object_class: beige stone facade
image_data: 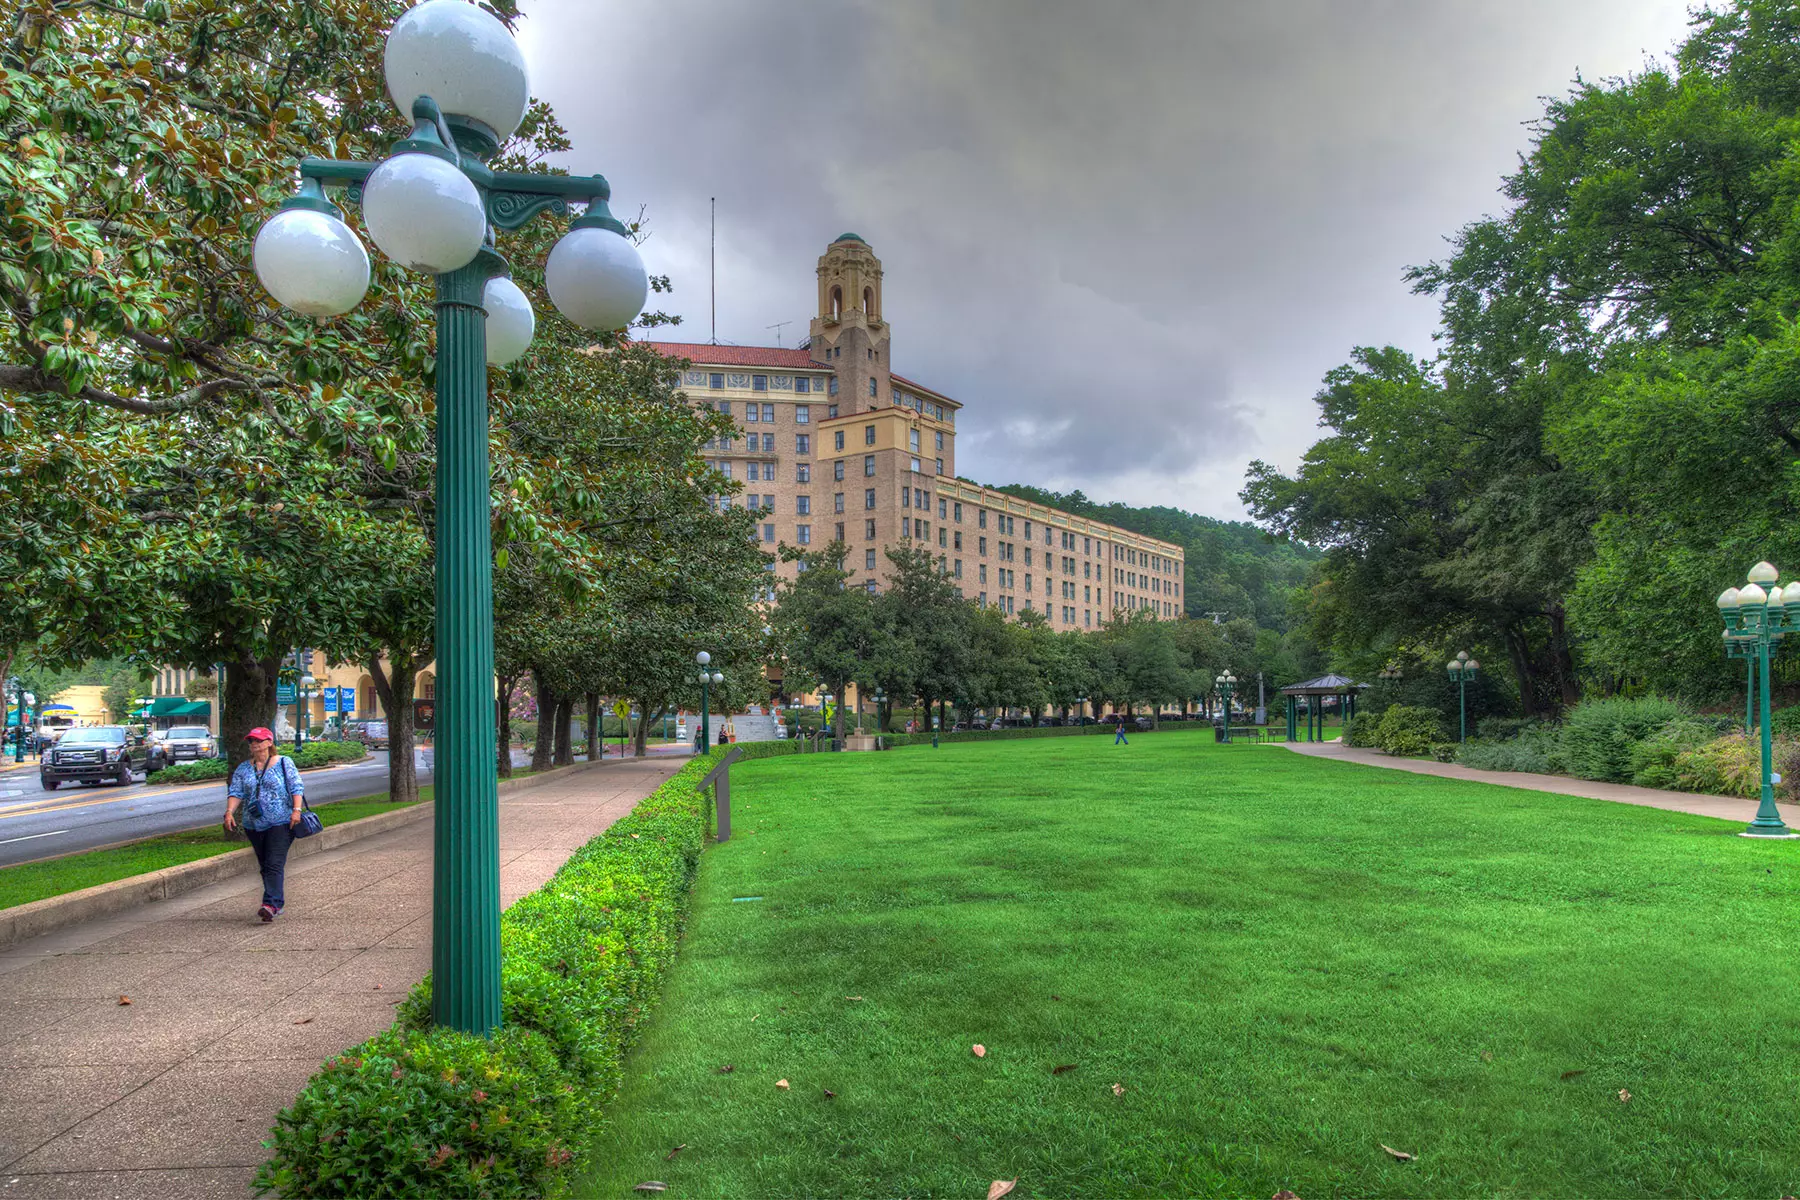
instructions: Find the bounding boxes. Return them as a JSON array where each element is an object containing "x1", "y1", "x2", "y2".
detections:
[{"x1": 649, "y1": 234, "x2": 1184, "y2": 631}]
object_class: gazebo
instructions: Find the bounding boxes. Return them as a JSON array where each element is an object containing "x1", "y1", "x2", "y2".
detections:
[{"x1": 1279, "y1": 674, "x2": 1368, "y2": 742}]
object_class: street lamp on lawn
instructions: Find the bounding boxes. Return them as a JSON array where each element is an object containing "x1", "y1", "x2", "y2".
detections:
[
  {"x1": 252, "y1": 0, "x2": 650, "y2": 1035},
  {"x1": 1718, "y1": 561, "x2": 1797, "y2": 838},
  {"x1": 695, "y1": 653, "x2": 722, "y2": 753},
  {"x1": 1076, "y1": 695, "x2": 1088, "y2": 729},
  {"x1": 1215, "y1": 671, "x2": 1237, "y2": 742},
  {"x1": 870, "y1": 688, "x2": 885, "y2": 737},
  {"x1": 1446, "y1": 652, "x2": 1478, "y2": 743},
  {"x1": 10, "y1": 680, "x2": 32, "y2": 764}
]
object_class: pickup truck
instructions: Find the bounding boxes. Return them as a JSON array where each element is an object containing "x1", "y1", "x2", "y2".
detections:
[{"x1": 41, "y1": 726, "x2": 165, "y2": 789}]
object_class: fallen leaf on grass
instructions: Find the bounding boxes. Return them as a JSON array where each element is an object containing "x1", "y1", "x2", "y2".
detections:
[
  {"x1": 664, "y1": 1144, "x2": 686, "y2": 1160},
  {"x1": 1379, "y1": 1143, "x2": 1415, "y2": 1163},
  {"x1": 716, "y1": 1065, "x2": 735, "y2": 1074},
  {"x1": 775, "y1": 1079, "x2": 790, "y2": 1090},
  {"x1": 845, "y1": 996, "x2": 864, "y2": 1002},
  {"x1": 1272, "y1": 1191, "x2": 1301, "y2": 1200},
  {"x1": 1051, "y1": 994, "x2": 1062, "y2": 1001},
  {"x1": 630, "y1": 833, "x2": 640, "y2": 839},
  {"x1": 116, "y1": 996, "x2": 131, "y2": 1006},
  {"x1": 1619, "y1": 1089, "x2": 1632, "y2": 1104},
  {"x1": 988, "y1": 1180, "x2": 1017, "y2": 1200},
  {"x1": 1479, "y1": 1050, "x2": 1492, "y2": 1063},
  {"x1": 633, "y1": 1184, "x2": 667, "y2": 1193},
  {"x1": 1111, "y1": 1083, "x2": 1126, "y2": 1097},
  {"x1": 823, "y1": 1089, "x2": 836, "y2": 1099},
  {"x1": 1559, "y1": 1069, "x2": 1586, "y2": 1081},
  {"x1": 292, "y1": 1017, "x2": 314, "y2": 1025},
  {"x1": 972, "y1": 1044, "x2": 986, "y2": 1058},
  {"x1": 750, "y1": 1014, "x2": 758, "y2": 1022},
  {"x1": 1051, "y1": 1064, "x2": 1078, "y2": 1075}
]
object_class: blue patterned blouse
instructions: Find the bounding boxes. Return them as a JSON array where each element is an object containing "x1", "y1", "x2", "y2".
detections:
[{"x1": 228, "y1": 755, "x2": 305, "y2": 833}]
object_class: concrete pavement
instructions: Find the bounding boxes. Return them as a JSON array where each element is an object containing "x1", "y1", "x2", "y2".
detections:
[
  {"x1": 1282, "y1": 738, "x2": 1800, "y2": 828},
  {"x1": 0, "y1": 755, "x2": 682, "y2": 1199}
]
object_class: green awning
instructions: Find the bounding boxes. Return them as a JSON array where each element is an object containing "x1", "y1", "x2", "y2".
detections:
[
  {"x1": 133, "y1": 697, "x2": 192, "y2": 717},
  {"x1": 168, "y1": 701, "x2": 211, "y2": 718}
]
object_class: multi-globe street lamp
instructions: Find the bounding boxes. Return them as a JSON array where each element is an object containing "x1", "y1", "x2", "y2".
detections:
[
  {"x1": 869, "y1": 688, "x2": 886, "y2": 737},
  {"x1": 1076, "y1": 695, "x2": 1089, "y2": 729},
  {"x1": 251, "y1": 1, "x2": 649, "y2": 1035},
  {"x1": 1215, "y1": 671, "x2": 1238, "y2": 742},
  {"x1": 1446, "y1": 651, "x2": 1479, "y2": 743},
  {"x1": 1717, "y1": 560, "x2": 1797, "y2": 838},
  {"x1": 694, "y1": 652, "x2": 723, "y2": 753},
  {"x1": 9, "y1": 680, "x2": 32, "y2": 764}
]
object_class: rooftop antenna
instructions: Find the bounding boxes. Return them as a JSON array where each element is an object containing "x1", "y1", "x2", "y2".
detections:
[
  {"x1": 710, "y1": 197, "x2": 716, "y2": 345},
  {"x1": 766, "y1": 320, "x2": 791, "y2": 347}
]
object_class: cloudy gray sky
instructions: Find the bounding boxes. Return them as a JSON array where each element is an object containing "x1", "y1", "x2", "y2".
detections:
[{"x1": 517, "y1": 0, "x2": 1692, "y2": 520}]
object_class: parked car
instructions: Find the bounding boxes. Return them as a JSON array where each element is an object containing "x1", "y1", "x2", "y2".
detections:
[
  {"x1": 41, "y1": 726, "x2": 163, "y2": 789},
  {"x1": 1134, "y1": 716, "x2": 1154, "y2": 731},
  {"x1": 153, "y1": 724, "x2": 219, "y2": 763},
  {"x1": 357, "y1": 719, "x2": 390, "y2": 750}
]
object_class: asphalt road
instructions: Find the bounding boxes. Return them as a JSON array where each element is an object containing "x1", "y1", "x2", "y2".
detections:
[{"x1": 0, "y1": 749, "x2": 446, "y2": 869}]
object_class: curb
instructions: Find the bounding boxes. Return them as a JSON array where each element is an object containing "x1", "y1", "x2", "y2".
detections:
[{"x1": 0, "y1": 757, "x2": 610, "y2": 952}]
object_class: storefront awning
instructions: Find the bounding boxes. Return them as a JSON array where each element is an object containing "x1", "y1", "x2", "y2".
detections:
[
  {"x1": 168, "y1": 701, "x2": 211, "y2": 718},
  {"x1": 133, "y1": 697, "x2": 192, "y2": 718}
]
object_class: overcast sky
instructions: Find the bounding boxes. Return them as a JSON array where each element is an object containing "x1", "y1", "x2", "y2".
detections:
[{"x1": 517, "y1": 0, "x2": 1693, "y2": 521}]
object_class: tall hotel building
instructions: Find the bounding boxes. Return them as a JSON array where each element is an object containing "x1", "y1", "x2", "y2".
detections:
[{"x1": 648, "y1": 235, "x2": 1184, "y2": 630}]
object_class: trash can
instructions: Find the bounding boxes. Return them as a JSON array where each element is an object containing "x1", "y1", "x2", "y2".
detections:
[{"x1": 1213, "y1": 722, "x2": 1226, "y2": 743}]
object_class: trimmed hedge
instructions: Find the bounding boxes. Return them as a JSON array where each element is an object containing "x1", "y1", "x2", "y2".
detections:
[
  {"x1": 1371, "y1": 705, "x2": 1446, "y2": 757},
  {"x1": 150, "y1": 740, "x2": 368, "y2": 786},
  {"x1": 255, "y1": 753, "x2": 715, "y2": 1198},
  {"x1": 1561, "y1": 696, "x2": 1691, "y2": 784}
]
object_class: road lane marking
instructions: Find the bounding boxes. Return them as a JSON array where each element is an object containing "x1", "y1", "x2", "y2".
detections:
[{"x1": 0, "y1": 829, "x2": 69, "y2": 845}]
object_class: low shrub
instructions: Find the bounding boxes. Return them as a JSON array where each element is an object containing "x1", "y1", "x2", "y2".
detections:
[
  {"x1": 1474, "y1": 716, "x2": 1544, "y2": 742},
  {"x1": 152, "y1": 758, "x2": 228, "y2": 784},
  {"x1": 1669, "y1": 733, "x2": 1761, "y2": 799},
  {"x1": 1628, "y1": 715, "x2": 1736, "y2": 789},
  {"x1": 1771, "y1": 704, "x2": 1800, "y2": 739},
  {"x1": 293, "y1": 741, "x2": 369, "y2": 768},
  {"x1": 1340, "y1": 713, "x2": 1373, "y2": 748},
  {"x1": 257, "y1": 753, "x2": 714, "y2": 1197},
  {"x1": 1457, "y1": 727, "x2": 1564, "y2": 774},
  {"x1": 1371, "y1": 705, "x2": 1446, "y2": 757},
  {"x1": 1430, "y1": 742, "x2": 1460, "y2": 763},
  {"x1": 1560, "y1": 695, "x2": 1690, "y2": 784}
]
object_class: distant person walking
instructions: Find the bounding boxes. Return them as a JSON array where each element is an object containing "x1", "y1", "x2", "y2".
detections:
[
  {"x1": 1114, "y1": 717, "x2": 1129, "y2": 746},
  {"x1": 224, "y1": 727, "x2": 305, "y2": 921}
]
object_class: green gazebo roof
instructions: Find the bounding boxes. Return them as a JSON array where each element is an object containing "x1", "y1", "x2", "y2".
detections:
[{"x1": 833, "y1": 232, "x2": 865, "y2": 243}]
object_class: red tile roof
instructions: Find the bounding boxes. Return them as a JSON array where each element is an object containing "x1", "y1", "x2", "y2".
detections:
[{"x1": 641, "y1": 342, "x2": 823, "y2": 370}]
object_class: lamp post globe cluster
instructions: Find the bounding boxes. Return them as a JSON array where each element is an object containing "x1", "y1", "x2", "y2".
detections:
[
  {"x1": 250, "y1": 0, "x2": 651, "y2": 1036},
  {"x1": 695, "y1": 652, "x2": 723, "y2": 753},
  {"x1": 1215, "y1": 671, "x2": 1238, "y2": 742},
  {"x1": 870, "y1": 688, "x2": 886, "y2": 737},
  {"x1": 9, "y1": 679, "x2": 33, "y2": 764},
  {"x1": 1446, "y1": 652, "x2": 1479, "y2": 743},
  {"x1": 1717, "y1": 560, "x2": 1798, "y2": 838}
]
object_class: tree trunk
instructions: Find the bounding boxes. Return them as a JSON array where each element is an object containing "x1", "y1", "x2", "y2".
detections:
[
  {"x1": 496, "y1": 673, "x2": 516, "y2": 779},
  {"x1": 1503, "y1": 623, "x2": 1542, "y2": 718},
  {"x1": 223, "y1": 649, "x2": 282, "y2": 771},
  {"x1": 367, "y1": 652, "x2": 420, "y2": 805},
  {"x1": 585, "y1": 692, "x2": 601, "y2": 760},
  {"x1": 1547, "y1": 604, "x2": 1581, "y2": 709},
  {"x1": 554, "y1": 694, "x2": 574, "y2": 766},
  {"x1": 634, "y1": 701, "x2": 658, "y2": 757},
  {"x1": 531, "y1": 671, "x2": 556, "y2": 772}
]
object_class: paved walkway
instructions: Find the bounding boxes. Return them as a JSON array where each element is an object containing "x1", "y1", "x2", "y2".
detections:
[
  {"x1": 0, "y1": 756, "x2": 682, "y2": 1199},
  {"x1": 1282, "y1": 739, "x2": 1800, "y2": 828}
]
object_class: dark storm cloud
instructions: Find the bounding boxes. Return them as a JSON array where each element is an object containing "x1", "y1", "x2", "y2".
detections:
[{"x1": 517, "y1": 0, "x2": 1689, "y2": 517}]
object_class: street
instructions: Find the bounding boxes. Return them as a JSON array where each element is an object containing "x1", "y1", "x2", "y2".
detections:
[{"x1": 0, "y1": 748, "x2": 442, "y2": 869}]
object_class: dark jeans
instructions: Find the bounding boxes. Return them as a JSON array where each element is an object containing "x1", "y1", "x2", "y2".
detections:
[
  {"x1": 1114, "y1": 726, "x2": 1129, "y2": 744},
  {"x1": 247, "y1": 822, "x2": 294, "y2": 909}
]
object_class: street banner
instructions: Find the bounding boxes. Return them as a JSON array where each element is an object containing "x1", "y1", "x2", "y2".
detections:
[
  {"x1": 276, "y1": 683, "x2": 297, "y2": 705},
  {"x1": 340, "y1": 688, "x2": 354, "y2": 713},
  {"x1": 323, "y1": 687, "x2": 339, "y2": 713}
]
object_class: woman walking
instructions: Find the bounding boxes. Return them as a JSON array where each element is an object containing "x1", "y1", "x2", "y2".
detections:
[{"x1": 224, "y1": 727, "x2": 305, "y2": 921}]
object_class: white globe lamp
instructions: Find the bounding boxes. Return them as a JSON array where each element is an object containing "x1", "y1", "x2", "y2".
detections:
[
  {"x1": 482, "y1": 276, "x2": 535, "y2": 365},
  {"x1": 384, "y1": 0, "x2": 530, "y2": 142},
  {"x1": 361, "y1": 151, "x2": 487, "y2": 274},
  {"x1": 545, "y1": 224, "x2": 647, "y2": 330},
  {"x1": 253, "y1": 206, "x2": 370, "y2": 317}
]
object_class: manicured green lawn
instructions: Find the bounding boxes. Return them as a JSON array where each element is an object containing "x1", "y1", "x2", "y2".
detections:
[
  {"x1": 0, "y1": 790, "x2": 427, "y2": 911},
  {"x1": 584, "y1": 737, "x2": 1800, "y2": 1198}
]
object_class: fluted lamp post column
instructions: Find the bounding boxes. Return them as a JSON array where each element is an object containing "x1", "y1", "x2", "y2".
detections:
[
  {"x1": 695, "y1": 653, "x2": 723, "y2": 753},
  {"x1": 251, "y1": 1, "x2": 650, "y2": 1034},
  {"x1": 1718, "y1": 561, "x2": 1798, "y2": 838},
  {"x1": 1215, "y1": 672, "x2": 1237, "y2": 742},
  {"x1": 1446, "y1": 652, "x2": 1478, "y2": 743}
]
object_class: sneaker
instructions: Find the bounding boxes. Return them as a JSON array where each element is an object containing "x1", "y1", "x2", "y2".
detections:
[{"x1": 258, "y1": 904, "x2": 276, "y2": 922}]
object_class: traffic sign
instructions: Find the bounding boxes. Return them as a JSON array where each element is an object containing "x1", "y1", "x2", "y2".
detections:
[{"x1": 276, "y1": 683, "x2": 297, "y2": 705}]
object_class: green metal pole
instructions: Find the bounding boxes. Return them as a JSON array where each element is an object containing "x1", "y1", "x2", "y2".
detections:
[
  {"x1": 1747, "y1": 657, "x2": 1755, "y2": 736},
  {"x1": 1459, "y1": 675, "x2": 1467, "y2": 743},
  {"x1": 430, "y1": 255, "x2": 503, "y2": 1035},
  {"x1": 1746, "y1": 634, "x2": 1791, "y2": 836}
]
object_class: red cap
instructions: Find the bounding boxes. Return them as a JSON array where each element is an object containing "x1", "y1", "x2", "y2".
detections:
[{"x1": 246, "y1": 727, "x2": 275, "y2": 742}]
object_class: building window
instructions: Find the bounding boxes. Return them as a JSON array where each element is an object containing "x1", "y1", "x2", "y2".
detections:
[
  {"x1": 834, "y1": 493, "x2": 845, "y2": 513},
  {"x1": 909, "y1": 429, "x2": 920, "y2": 452},
  {"x1": 1084, "y1": 562, "x2": 1091, "y2": 579},
  {"x1": 796, "y1": 405, "x2": 810, "y2": 423},
  {"x1": 746, "y1": 404, "x2": 759, "y2": 423},
  {"x1": 936, "y1": 457, "x2": 944, "y2": 474},
  {"x1": 866, "y1": 519, "x2": 876, "y2": 538},
  {"x1": 866, "y1": 549, "x2": 877, "y2": 570},
  {"x1": 835, "y1": 522, "x2": 845, "y2": 540},
  {"x1": 954, "y1": 503, "x2": 963, "y2": 522},
  {"x1": 1084, "y1": 537, "x2": 1091, "y2": 554},
  {"x1": 762, "y1": 403, "x2": 774, "y2": 422},
  {"x1": 796, "y1": 434, "x2": 810, "y2": 455},
  {"x1": 796, "y1": 379, "x2": 811, "y2": 395},
  {"x1": 954, "y1": 532, "x2": 962, "y2": 550},
  {"x1": 746, "y1": 462, "x2": 760, "y2": 482},
  {"x1": 978, "y1": 509, "x2": 987, "y2": 529},
  {"x1": 864, "y1": 455, "x2": 876, "y2": 477},
  {"x1": 910, "y1": 456, "x2": 921, "y2": 472},
  {"x1": 835, "y1": 431, "x2": 846, "y2": 452},
  {"x1": 979, "y1": 592, "x2": 987, "y2": 606},
  {"x1": 865, "y1": 489, "x2": 876, "y2": 509},
  {"x1": 828, "y1": 403, "x2": 839, "y2": 417},
  {"x1": 797, "y1": 524, "x2": 811, "y2": 544},
  {"x1": 797, "y1": 496, "x2": 811, "y2": 515},
  {"x1": 1024, "y1": 521, "x2": 1032, "y2": 539},
  {"x1": 938, "y1": 527, "x2": 947, "y2": 548},
  {"x1": 719, "y1": 401, "x2": 732, "y2": 416},
  {"x1": 937, "y1": 498, "x2": 946, "y2": 518},
  {"x1": 763, "y1": 523, "x2": 775, "y2": 542},
  {"x1": 797, "y1": 464, "x2": 811, "y2": 483},
  {"x1": 834, "y1": 460, "x2": 845, "y2": 481},
  {"x1": 979, "y1": 563, "x2": 987, "y2": 584},
  {"x1": 829, "y1": 378, "x2": 840, "y2": 397},
  {"x1": 764, "y1": 494, "x2": 774, "y2": 509},
  {"x1": 935, "y1": 431, "x2": 945, "y2": 450},
  {"x1": 1025, "y1": 548, "x2": 1033, "y2": 567},
  {"x1": 868, "y1": 378, "x2": 877, "y2": 397},
  {"x1": 753, "y1": 375, "x2": 767, "y2": 391},
  {"x1": 865, "y1": 579, "x2": 878, "y2": 594},
  {"x1": 865, "y1": 425, "x2": 875, "y2": 446},
  {"x1": 902, "y1": 488, "x2": 910, "y2": 509},
  {"x1": 1025, "y1": 575, "x2": 1033, "y2": 593},
  {"x1": 979, "y1": 536, "x2": 987, "y2": 555},
  {"x1": 953, "y1": 560, "x2": 963, "y2": 579}
]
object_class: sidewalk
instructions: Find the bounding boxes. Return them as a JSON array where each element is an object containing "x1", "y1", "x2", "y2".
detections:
[
  {"x1": 0, "y1": 756, "x2": 682, "y2": 1199},
  {"x1": 1282, "y1": 739, "x2": 1800, "y2": 828}
]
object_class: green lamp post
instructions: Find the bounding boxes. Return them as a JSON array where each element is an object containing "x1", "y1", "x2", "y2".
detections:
[
  {"x1": 1446, "y1": 652, "x2": 1478, "y2": 743},
  {"x1": 695, "y1": 652, "x2": 722, "y2": 754},
  {"x1": 871, "y1": 688, "x2": 886, "y2": 738},
  {"x1": 251, "y1": 1, "x2": 650, "y2": 1035},
  {"x1": 1215, "y1": 671, "x2": 1237, "y2": 742},
  {"x1": 1718, "y1": 560, "x2": 1797, "y2": 838},
  {"x1": 10, "y1": 680, "x2": 31, "y2": 764}
]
